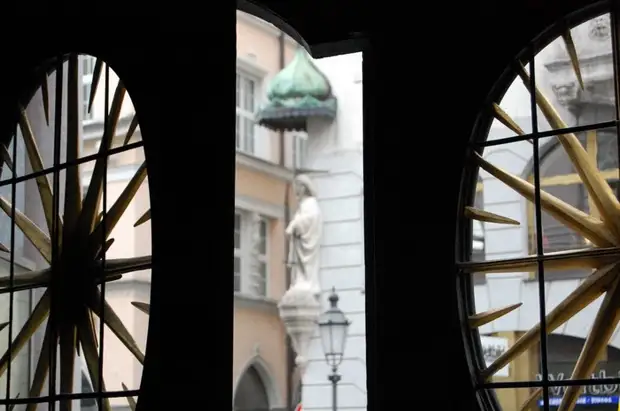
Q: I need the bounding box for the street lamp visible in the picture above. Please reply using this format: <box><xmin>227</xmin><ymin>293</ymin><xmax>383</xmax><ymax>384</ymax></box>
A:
<box><xmin>317</xmin><ymin>287</ymin><xmax>351</xmax><ymax>411</ymax></box>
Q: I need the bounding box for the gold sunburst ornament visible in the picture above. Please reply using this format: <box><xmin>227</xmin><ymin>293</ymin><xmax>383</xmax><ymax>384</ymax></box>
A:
<box><xmin>459</xmin><ymin>25</ymin><xmax>620</xmax><ymax>411</ymax></box>
<box><xmin>0</xmin><ymin>53</ymin><xmax>153</xmax><ymax>410</ymax></box>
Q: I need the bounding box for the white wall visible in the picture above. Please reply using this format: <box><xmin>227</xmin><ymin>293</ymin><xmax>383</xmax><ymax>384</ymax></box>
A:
<box><xmin>301</xmin><ymin>53</ymin><xmax>367</xmax><ymax>411</ymax></box>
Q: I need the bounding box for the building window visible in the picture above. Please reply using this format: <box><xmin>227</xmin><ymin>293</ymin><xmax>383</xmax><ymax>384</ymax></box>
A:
<box><xmin>234</xmin><ymin>210</ymin><xmax>269</xmax><ymax>297</ymax></box>
<box><xmin>293</xmin><ymin>133</ymin><xmax>307</xmax><ymax>169</ymax></box>
<box><xmin>234</xmin><ymin>212</ymin><xmax>242</xmax><ymax>292</ymax></box>
<box><xmin>82</xmin><ymin>55</ymin><xmax>96</xmax><ymax>122</ymax></box>
<box><xmin>252</xmin><ymin>218</ymin><xmax>268</xmax><ymax>296</ymax></box>
<box><xmin>236</xmin><ymin>72</ymin><xmax>256</xmax><ymax>154</ymax></box>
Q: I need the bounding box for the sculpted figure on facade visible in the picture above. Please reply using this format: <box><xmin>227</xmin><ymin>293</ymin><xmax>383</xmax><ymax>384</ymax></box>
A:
<box><xmin>285</xmin><ymin>174</ymin><xmax>323</xmax><ymax>297</ymax></box>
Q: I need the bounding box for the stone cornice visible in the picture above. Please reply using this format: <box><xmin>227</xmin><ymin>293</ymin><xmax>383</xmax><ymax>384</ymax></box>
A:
<box><xmin>236</xmin><ymin>151</ymin><xmax>294</xmax><ymax>181</ymax></box>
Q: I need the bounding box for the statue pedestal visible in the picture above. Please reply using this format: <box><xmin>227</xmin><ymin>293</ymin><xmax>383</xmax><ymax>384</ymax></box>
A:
<box><xmin>278</xmin><ymin>280</ymin><xmax>321</xmax><ymax>375</ymax></box>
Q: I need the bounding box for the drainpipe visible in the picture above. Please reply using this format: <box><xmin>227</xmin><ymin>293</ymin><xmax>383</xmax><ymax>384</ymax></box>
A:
<box><xmin>278</xmin><ymin>29</ymin><xmax>297</xmax><ymax>411</ymax></box>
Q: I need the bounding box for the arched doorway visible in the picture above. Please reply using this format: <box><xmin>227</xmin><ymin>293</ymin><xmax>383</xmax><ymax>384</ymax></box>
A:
<box><xmin>234</xmin><ymin>366</ymin><xmax>271</xmax><ymax>411</ymax></box>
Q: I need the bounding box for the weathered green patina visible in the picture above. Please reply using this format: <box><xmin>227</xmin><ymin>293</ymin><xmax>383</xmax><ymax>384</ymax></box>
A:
<box><xmin>256</xmin><ymin>48</ymin><xmax>337</xmax><ymax>131</ymax></box>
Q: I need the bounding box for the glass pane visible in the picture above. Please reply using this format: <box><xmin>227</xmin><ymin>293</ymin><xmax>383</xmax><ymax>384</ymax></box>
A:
<box><xmin>244</xmin><ymin>118</ymin><xmax>254</xmax><ymax>153</ymax></box>
<box><xmin>244</xmin><ymin>78</ymin><xmax>254</xmax><ymax>111</ymax></box>
<box><xmin>258</xmin><ymin>220</ymin><xmax>267</xmax><ymax>254</ymax></box>
<box><xmin>256</xmin><ymin>262</ymin><xmax>266</xmax><ymax>296</ymax></box>
<box><xmin>235</xmin><ymin>114</ymin><xmax>241</xmax><ymax>149</ymax></box>
<box><xmin>234</xmin><ymin>231</ymin><xmax>241</xmax><ymax>249</ymax></box>
<box><xmin>236</xmin><ymin>73</ymin><xmax>240</xmax><ymax>108</ymax></box>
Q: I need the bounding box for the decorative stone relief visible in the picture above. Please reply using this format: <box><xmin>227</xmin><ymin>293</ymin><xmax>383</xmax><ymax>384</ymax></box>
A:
<box><xmin>589</xmin><ymin>15</ymin><xmax>611</xmax><ymax>41</ymax></box>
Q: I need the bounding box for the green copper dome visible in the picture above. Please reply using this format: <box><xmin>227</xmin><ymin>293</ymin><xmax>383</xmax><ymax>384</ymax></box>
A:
<box><xmin>256</xmin><ymin>48</ymin><xmax>337</xmax><ymax>132</ymax></box>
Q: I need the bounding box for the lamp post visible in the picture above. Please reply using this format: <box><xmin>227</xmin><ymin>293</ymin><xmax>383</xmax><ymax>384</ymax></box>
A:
<box><xmin>318</xmin><ymin>288</ymin><xmax>351</xmax><ymax>411</ymax></box>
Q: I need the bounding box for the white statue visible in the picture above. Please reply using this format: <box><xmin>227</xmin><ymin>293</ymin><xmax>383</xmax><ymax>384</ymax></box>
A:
<box><xmin>285</xmin><ymin>174</ymin><xmax>322</xmax><ymax>297</ymax></box>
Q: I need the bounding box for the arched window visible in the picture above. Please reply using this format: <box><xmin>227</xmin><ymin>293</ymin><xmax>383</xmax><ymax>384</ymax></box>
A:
<box><xmin>459</xmin><ymin>5</ymin><xmax>620</xmax><ymax>411</ymax></box>
<box><xmin>0</xmin><ymin>54</ymin><xmax>152</xmax><ymax>409</ymax></box>
<box><xmin>234</xmin><ymin>366</ymin><xmax>271</xmax><ymax>411</ymax></box>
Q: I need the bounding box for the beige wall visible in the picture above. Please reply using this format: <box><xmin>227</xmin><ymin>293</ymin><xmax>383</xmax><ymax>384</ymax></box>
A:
<box><xmin>233</xmin><ymin>304</ymin><xmax>289</xmax><ymax>407</ymax></box>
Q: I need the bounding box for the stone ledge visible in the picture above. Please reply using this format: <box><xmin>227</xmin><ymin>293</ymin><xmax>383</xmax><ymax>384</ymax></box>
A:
<box><xmin>234</xmin><ymin>293</ymin><xmax>279</xmax><ymax>315</ymax></box>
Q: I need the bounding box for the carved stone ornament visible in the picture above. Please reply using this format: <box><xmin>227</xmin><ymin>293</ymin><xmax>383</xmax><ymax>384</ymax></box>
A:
<box><xmin>278</xmin><ymin>281</ymin><xmax>321</xmax><ymax>376</ymax></box>
<box><xmin>589</xmin><ymin>15</ymin><xmax>611</xmax><ymax>41</ymax></box>
<box><xmin>551</xmin><ymin>82</ymin><xmax>579</xmax><ymax>107</ymax></box>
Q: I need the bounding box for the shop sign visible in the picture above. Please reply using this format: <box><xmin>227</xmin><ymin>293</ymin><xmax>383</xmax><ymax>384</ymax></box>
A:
<box><xmin>535</xmin><ymin>369</ymin><xmax>620</xmax><ymax>396</ymax></box>
<box><xmin>538</xmin><ymin>396</ymin><xmax>619</xmax><ymax>406</ymax></box>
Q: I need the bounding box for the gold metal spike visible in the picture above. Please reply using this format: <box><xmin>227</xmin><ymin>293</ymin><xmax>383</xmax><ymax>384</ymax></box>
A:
<box><xmin>517</xmin><ymin>65</ymin><xmax>620</xmax><ymax>241</ymax></box>
<box><xmin>0</xmin><ymin>267</ymin><xmax>51</xmax><ymax>289</ymax></box>
<box><xmin>88</xmin><ymin>289</ymin><xmax>145</xmax><ymax>364</ymax></box>
<box><xmin>105</xmin><ymin>256</ymin><xmax>152</xmax><ymax>276</ymax></box>
<box><xmin>134</xmin><ymin>209</ymin><xmax>151</xmax><ymax>227</ymax></box>
<box><xmin>79</xmin><ymin>81</ymin><xmax>126</xmax><ymax>237</ymax></box>
<box><xmin>78</xmin><ymin>309</ymin><xmax>111</xmax><ymax>411</ymax></box>
<box><xmin>458</xmin><ymin>247</ymin><xmax>620</xmax><ymax>274</ymax></box>
<box><xmin>121</xmin><ymin>382</ymin><xmax>137</xmax><ymax>411</ymax></box>
<box><xmin>95</xmin><ymin>238</ymin><xmax>116</xmax><ymax>261</ymax></box>
<box><xmin>0</xmin><ymin>196</ymin><xmax>52</xmax><ymax>263</ymax></box>
<box><xmin>519</xmin><ymin>388</ymin><xmax>542</xmax><ymax>411</ymax></box>
<box><xmin>482</xmin><ymin>263</ymin><xmax>619</xmax><ymax>380</ymax></box>
<box><xmin>0</xmin><ymin>291</ymin><xmax>50</xmax><ymax>377</ymax></box>
<box><xmin>586</xmin><ymin>130</ymin><xmax>600</xmax><ymax>219</ymax></box>
<box><xmin>41</xmin><ymin>73</ymin><xmax>50</xmax><ymax>125</ymax></box>
<box><xmin>469</xmin><ymin>303</ymin><xmax>522</xmax><ymax>328</ymax></box>
<box><xmin>89</xmin><ymin>162</ymin><xmax>147</xmax><ymax>255</ymax></box>
<box><xmin>18</xmin><ymin>106</ymin><xmax>62</xmax><ymax>236</ymax></box>
<box><xmin>64</xmin><ymin>54</ymin><xmax>82</xmax><ymax>244</ymax></box>
<box><xmin>557</xmin><ymin>276</ymin><xmax>620</xmax><ymax>411</ymax></box>
<box><xmin>25</xmin><ymin>322</ymin><xmax>53</xmax><ymax>411</ymax></box>
<box><xmin>492</xmin><ymin>103</ymin><xmax>525</xmax><ymax>136</ymax></box>
<box><xmin>0</xmin><ymin>144</ymin><xmax>13</xmax><ymax>172</ymax></box>
<box><xmin>464</xmin><ymin>206</ymin><xmax>519</xmax><ymax>225</ymax></box>
<box><xmin>132</xmin><ymin>301</ymin><xmax>150</xmax><ymax>315</ymax></box>
<box><xmin>561</xmin><ymin>30</ymin><xmax>584</xmax><ymax>90</ymax></box>
<box><xmin>124</xmin><ymin>115</ymin><xmax>139</xmax><ymax>146</ymax></box>
<box><xmin>88</xmin><ymin>59</ymin><xmax>103</xmax><ymax>113</ymax></box>
<box><xmin>474</xmin><ymin>152</ymin><xmax>616</xmax><ymax>247</ymax></box>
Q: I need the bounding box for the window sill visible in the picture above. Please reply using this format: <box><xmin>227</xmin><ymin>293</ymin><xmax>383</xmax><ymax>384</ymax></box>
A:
<box><xmin>236</xmin><ymin>151</ymin><xmax>294</xmax><ymax>181</ymax></box>
<box><xmin>234</xmin><ymin>292</ymin><xmax>279</xmax><ymax>315</ymax></box>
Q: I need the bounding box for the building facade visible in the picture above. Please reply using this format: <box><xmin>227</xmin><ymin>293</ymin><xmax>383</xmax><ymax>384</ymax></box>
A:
<box><xmin>233</xmin><ymin>10</ymin><xmax>302</xmax><ymax>411</ymax></box>
<box><xmin>235</xmin><ymin>12</ymin><xmax>367</xmax><ymax>411</ymax></box>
